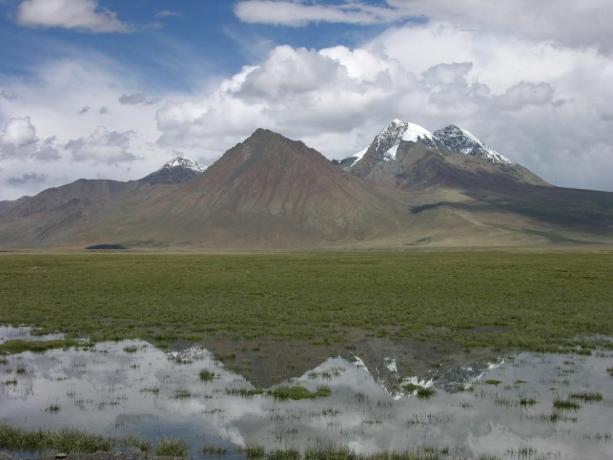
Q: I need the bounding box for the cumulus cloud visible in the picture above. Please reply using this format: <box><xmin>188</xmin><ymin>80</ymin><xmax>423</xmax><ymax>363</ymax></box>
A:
<box><xmin>16</xmin><ymin>0</ymin><xmax>130</xmax><ymax>33</ymax></box>
<box><xmin>495</xmin><ymin>82</ymin><xmax>556</xmax><ymax>111</ymax></box>
<box><xmin>1</xmin><ymin>117</ymin><xmax>37</xmax><ymax>148</ymax></box>
<box><xmin>154</xmin><ymin>22</ymin><xmax>613</xmax><ymax>191</ymax></box>
<box><xmin>234</xmin><ymin>0</ymin><xmax>404</xmax><ymax>27</ymax></box>
<box><xmin>0</xmin><ymin>117</ymin><xmax>61</xmax><ymax>161</ymax></box>
<box><xmin>65</xmin><ymin>127</ymin><xmax>137</xmax><ymax>164</ymax></box>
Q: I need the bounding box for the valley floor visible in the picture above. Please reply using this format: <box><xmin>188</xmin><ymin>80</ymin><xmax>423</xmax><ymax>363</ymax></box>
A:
<box><xmin>0</xmin><ymin>250</ymin><xmax>612</xmax><ymax>384</ymax></box>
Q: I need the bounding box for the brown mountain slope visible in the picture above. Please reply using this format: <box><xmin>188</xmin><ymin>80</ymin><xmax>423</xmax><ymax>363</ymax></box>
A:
<box><xmin>70</xmin><ymin>129</ymin><xmax>410</xmax><ymax>248</ymax></box>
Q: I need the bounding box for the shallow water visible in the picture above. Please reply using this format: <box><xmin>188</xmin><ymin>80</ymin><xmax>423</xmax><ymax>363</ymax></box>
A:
<box><xmin>1</xmin><ymin>327</ymin><xmax>612</xmax><ymax>459</ymax></box>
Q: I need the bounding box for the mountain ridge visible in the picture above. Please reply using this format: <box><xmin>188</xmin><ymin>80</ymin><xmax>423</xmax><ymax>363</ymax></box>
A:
<box><xmin>0</xmin><ymin>127</ymin><xmax>611</xmax><ymax>249</ymax></box>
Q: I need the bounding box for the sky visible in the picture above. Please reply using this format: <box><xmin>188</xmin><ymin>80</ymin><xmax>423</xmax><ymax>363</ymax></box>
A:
<box><xmin>1</xmin><ymin>0</ymin><xmax>613</xmax><ymax>200</ymax></box>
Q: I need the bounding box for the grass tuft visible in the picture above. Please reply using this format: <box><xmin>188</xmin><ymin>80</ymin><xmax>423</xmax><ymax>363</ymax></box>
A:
<box><xmin>155</xmin><ymin>438</ymin><xmax>188</xmax><ymax>457</ymax></box>
<box><xmin>199</xmin><ymin>369</ymin><xmax>215</xmax><ymax>382</ymax></box>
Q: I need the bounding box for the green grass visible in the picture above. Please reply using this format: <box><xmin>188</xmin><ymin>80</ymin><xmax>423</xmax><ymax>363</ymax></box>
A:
<box><xmin>553</xmin><ymin>399</ymin><xmax>582</xmax><ymax>411</ymax></box>
<box><xmin>0</xmin><ymin>424</ymin><xmax>113</xmax><ymax>453</ymax></box>
<box><xmin>226</xmin><ymin>385</ymin><xmax>331</xmax><ymax>400</ymax></box>
<box><xmin>0</xmin><ymin>339</ymin><xmax>79</xmax><ymax>355</ymax></box>
<box><xmin>569</xmin><ymin>392</ymin><xmax>603</xmax><ymax>402</ymax></box>
<box><xmin>268</xmin><ymin>385</ymin><xmax>331</xmax><ymax>400</ymax></box>
<box><xmin>199</xmin><ymin>369</ymin><xmax>215</xmax><ymax>382</ymax></box>
<box><xmin>0</xmin><ymin>252</ymin><xmax>612</xmax><ymax>354</ymax></box>
<box><xmin>519</xmin><ymin>398</ymin><xmax>537</xmax><ymax>407</ymax></box>
<box><xmin>484</xmin><ymin>379</ymin><xmax>502</xmax><ymax>385</ymax></box>
<box><xmin>416</xmin><ymin>387</ymin><xmax>435</xmax><ymax>399</ymax></box>
<box><xmin>202</xmin><ymin>446</ymin><xmax>228</xmax><ymax>456</ymax></box>
<box><xmin>172</xmin><ymin>388</ymin><xmax>192</xmax><ymax>399</ymax></box>
<box><xmin>154</xmin><ymin>438</ymin><xmax>188</xmax><ymax>457</ymax></box>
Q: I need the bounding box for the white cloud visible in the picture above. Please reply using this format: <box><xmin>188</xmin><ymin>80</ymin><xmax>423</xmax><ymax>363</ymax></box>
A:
<box><xmin>234</xmin><ymin>0</ymin><xmax>404</xmax><ymax>27</ymax></box>
<box><xmin>65</xmin><ymin>127</ymin><xmax>137</xmax><ymax>164</ymax></box>
<box><xmin>0</xmin><ymin>117</ymin><xmax>61</xmax><ymax>162</ymax></box>
<box><xmin>495</xmin><ymin>82</ymin><xmax>556</xmax><ymax>112</ymax></box>
<box><xmin>1</xmin><ymin>117</ymin><xmax>37</xmax><ymax>148</ymax></box>
<box><xmin>154</xmin><ymin>22</ymin><xmax>613</xmax><ymax>192</ymax></box>
<box><xmin>16</xmin><ymin>0</ymin><xmax>130</xmax><ymax>33</ymax></box>
<box><xmin>235</xmin><ymin>0</ymin><xmax>613</xmax><ymax>52</ymax></box>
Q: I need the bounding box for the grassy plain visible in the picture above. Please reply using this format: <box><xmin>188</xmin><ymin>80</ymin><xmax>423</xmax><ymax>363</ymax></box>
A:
<box><xmin>0</xmin><ymin>251</ymin><xmax>611</xmax><ymax>361</ymax></box>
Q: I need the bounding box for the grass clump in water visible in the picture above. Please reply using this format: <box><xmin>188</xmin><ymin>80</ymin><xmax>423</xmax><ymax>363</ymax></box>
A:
<box><xmin>569</xmin><ymin>392</ymin><xmax>603</xmax><ymax>402</ymax></box>
<box><xmin>123</xmin><ymin>345</ymin><xmax>139</xmax><ymax>354</ymax></box>
<box><xmin>242</xmin><ymin>445</ymin><xmax>265</xmax><ymax>459</ymax></box>
<box><xmin>553</xmin><ymin>399</ymin><xmax>581</xmax><ymax>411</ymax></box>
<box><xmin>202</xmin><ymin>446</ymin><xmax>227</xmax><ymax>456</ymax></box>
<box><xmin>485</xmin><ymin>379</ymin><xmax>502</xmax><ymax>386</ymax></box>
<box><xmin>519</xmin><ymin>398</ymin><xmax>537</xmax><ymax>407</ymax></box>
<box><xmin>416</xmin><ymin>387</ymin><xmax>435</xmax><ymax>399</ymax></box>
<box><xmin>199</xmin><ymin>369</ymin><xmax>215</xmax><ymax>382</ymax></box>
<box><xmin>155</xmin><ymin>438</ymin><xmax>188</xmax><ymax>457</ymax></box>
<box><xmin>269</xmin><ymin>385</ymin><xmax>331</xmax><ymax>400</ymax></box>
<box><xmin>0</xmin><ymin>424</ymin><xmax>113</xmax><ymax>453</ymax></box>
<box><xmin>172</xmin><ymin>388</ymin><xmax>192</xmax><ymax>399</ymax></box>
<box><xmin>607</xmin><ymin>367</ymin><xmax>613</xmax><ymax>377</ymax></box>
<box><xmin>0</xmin><ymin>339</ymin><xmax>78</xmax><ymax>355</ymax></box>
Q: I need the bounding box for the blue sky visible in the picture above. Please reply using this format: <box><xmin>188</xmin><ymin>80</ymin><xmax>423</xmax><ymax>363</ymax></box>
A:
<box><xmin>0</xmin><ymin>1</ymin><xmax>405</xmax><ymax>91</ymax></box>
<box><xmin>1</xmin><ymin>0</ymin><xmax>613</xmax><ymax>199</ymax></box>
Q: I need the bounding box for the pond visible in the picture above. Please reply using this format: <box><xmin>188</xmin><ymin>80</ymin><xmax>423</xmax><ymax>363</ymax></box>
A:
<box><xmin>1</xmin><ymin>327</ymin><xmax>612</xmax><ymax>459</ymax></box>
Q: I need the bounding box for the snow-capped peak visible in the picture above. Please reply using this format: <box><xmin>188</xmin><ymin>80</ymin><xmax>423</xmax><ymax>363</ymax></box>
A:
<box><xmin>433</xmin><ymin>125</ymin><xmax>513</xmax><ymax>165</ymax></box>
<box><xmin>401</xmin><ymin>122</ymin><xmax>435</xmax><ymax>143</ymax></box>
<box><xmin>162</xmin><ymin>156</ymin><xmax>206</xmax><ymax>173</ymax></box>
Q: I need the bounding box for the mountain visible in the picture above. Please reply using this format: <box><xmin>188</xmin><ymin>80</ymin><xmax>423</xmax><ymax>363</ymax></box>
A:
<box><xmin>0</xmin><ymin>128</ymin><xmax>611</xmax><ymax>249</ymax></box>
<box><xmin>434</xmin><ymin>125</ymin><xmax>512</xmax><ymax>165</ymax></box>
<box><xmin>139</xmin><ymin>156</ymin><xmax>205</xmax><ymax>185</ymax></box>
<box><xmin>0</xmin><ymin>156</ymin><xmax>203</xmax><ymax>247</ymax></box>
<box><xmin>345</xmin><ymin>120</ymin><xmax>546</xmax><ymax>190</ymax></box>
<box><xmin>70</xmin><ymin>129</ymin><xmax>409</xmax><ymax>249</ymax></box>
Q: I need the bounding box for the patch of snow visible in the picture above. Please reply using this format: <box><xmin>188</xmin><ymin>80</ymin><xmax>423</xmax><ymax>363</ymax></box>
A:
<box><xmin>384</xmin><ymin>357</ymin><xmax>398</xmax><ymax>373</ymax></box>
<box><xmin>163</xmin><ymin>156</ymin><xmax>206</xmax><ymax>172</ymax></box>
<box><xmin>383</xmin><ymin>144</ymin><xmax>399</xmax><ymax>161</ymax></box>
<box><xmin>401</xmin><ymin>122</ymin><xmax>435</xmax><ymax>143</ymax></box>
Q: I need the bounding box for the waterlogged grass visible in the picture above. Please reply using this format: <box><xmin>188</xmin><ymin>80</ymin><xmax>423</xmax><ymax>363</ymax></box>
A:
<box><xmin>199</xmin><ymin>369</ymin><xmax>215</xmax><ymax>382</ymax></box>
<box><xmin>0</xmin><ymin>424</ymin><xmax>113</xmax><ymax>453</ymax></box>
<box><xmin>269</xmin><ymin>385</ymin><xmax>331</xmax><ymax>400</ymax></box>
<box><xmin>553</xmin><ymin>399</ymin><xmax>582</xmax><ymax>411</ymax></box>
<box><xmin>569</xmin><ymin>392</ymin><xmax>603</xmax><ymax>402</ymax></box>
<box><xmin>155</xmin><ymin>438</ymin><xmax>189</xmax><ymax>457</ymax></box>
<box><xmin>0</xmin><ymin>252</ymin><xmax>612</xmax><ymax>354</ymax></box>
<box><xmin>242</xmin><ymin>447</ymin><xmax>448</xmax><ymax>460</ymax></box>
<box><xmin>226</xmin><ymin>385</ymin><xmax>331</xmax><ymax>400</ymax></box>
<box><xmin>0</xmin><ymin>339</ymin><xmax>79</xmax><ymax>355</ymax></box>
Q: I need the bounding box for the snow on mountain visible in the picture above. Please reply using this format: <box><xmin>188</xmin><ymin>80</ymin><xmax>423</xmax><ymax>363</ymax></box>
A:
<box><xmin>345</xmin><ymin>119</ymin><xmax>436</xmax><ymax>166</ymax></box>
<box><xmin>340</xmin><ymin>120</ymin><xmax>514</xmax><ymax>169</ymax></box>
<box><xmin>139</xmin><ymin>156</ymin><xmax>205</xmax><ymax>185</ymax></box>
<box><xmin>162</xmin><ymin>156</ymin><xmax>206</xmax><ymax>173</ymax></box>
<box><xmin>433</xmin><ymin>125</ymin><xmax>513</xmax><ymax>165</ymax></box>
